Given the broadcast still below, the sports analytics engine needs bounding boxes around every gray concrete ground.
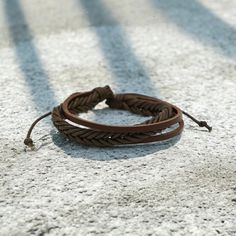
[0,0,236,235]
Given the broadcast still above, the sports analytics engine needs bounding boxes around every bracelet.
[24,86,212,148]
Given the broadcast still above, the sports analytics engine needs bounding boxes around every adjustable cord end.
[24,111,52,150]
[24,137,35,149]
[199,121,212,132]
[182,110,212,132]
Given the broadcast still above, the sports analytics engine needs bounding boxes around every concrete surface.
[0,0,236,235]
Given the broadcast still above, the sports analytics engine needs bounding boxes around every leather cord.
[24,86,212,148]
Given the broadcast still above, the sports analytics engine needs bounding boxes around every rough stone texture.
[0,0,236,235]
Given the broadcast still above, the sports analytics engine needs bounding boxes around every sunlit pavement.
[0,0,236,235]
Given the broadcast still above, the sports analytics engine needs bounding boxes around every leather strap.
[51,86,184,146]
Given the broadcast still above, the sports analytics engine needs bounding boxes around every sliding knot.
[106,94,125,109]
[93,85,114,101]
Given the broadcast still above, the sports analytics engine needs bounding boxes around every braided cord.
[52,86,181,147]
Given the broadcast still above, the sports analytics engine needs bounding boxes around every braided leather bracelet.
[24,86,212,148]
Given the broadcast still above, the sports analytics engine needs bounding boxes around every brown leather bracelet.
[24,86,212,148]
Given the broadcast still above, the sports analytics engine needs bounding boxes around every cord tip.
[199,121,212,132]
[208,126,213,132]
[24,138,34,148]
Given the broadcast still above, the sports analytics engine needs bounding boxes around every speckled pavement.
[0,0,236,235]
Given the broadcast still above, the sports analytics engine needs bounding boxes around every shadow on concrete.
[4,0,57,113]
[78,0,158,95]
[51,129,181,160]
[151,0,236,60]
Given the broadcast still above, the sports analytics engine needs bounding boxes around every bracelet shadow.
[50,129,181,161]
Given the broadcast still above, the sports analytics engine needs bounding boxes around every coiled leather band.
[51,86,184,147]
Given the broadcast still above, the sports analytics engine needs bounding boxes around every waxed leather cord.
[24,86,212,148]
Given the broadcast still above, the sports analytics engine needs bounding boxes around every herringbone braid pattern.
[51,87,175,146]
[52,105,157,146]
